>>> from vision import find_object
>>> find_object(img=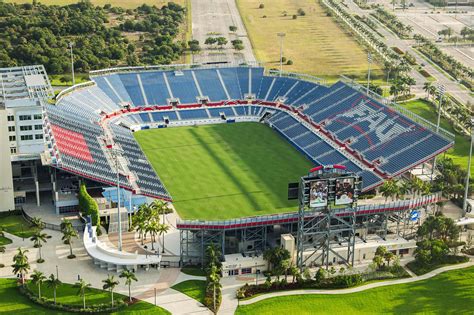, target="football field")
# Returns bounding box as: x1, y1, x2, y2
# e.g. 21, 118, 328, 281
134, 123, 314, 220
